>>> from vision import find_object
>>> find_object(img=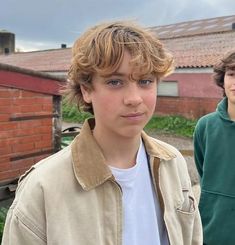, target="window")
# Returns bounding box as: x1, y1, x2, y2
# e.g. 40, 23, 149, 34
157, 80, 178, 97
